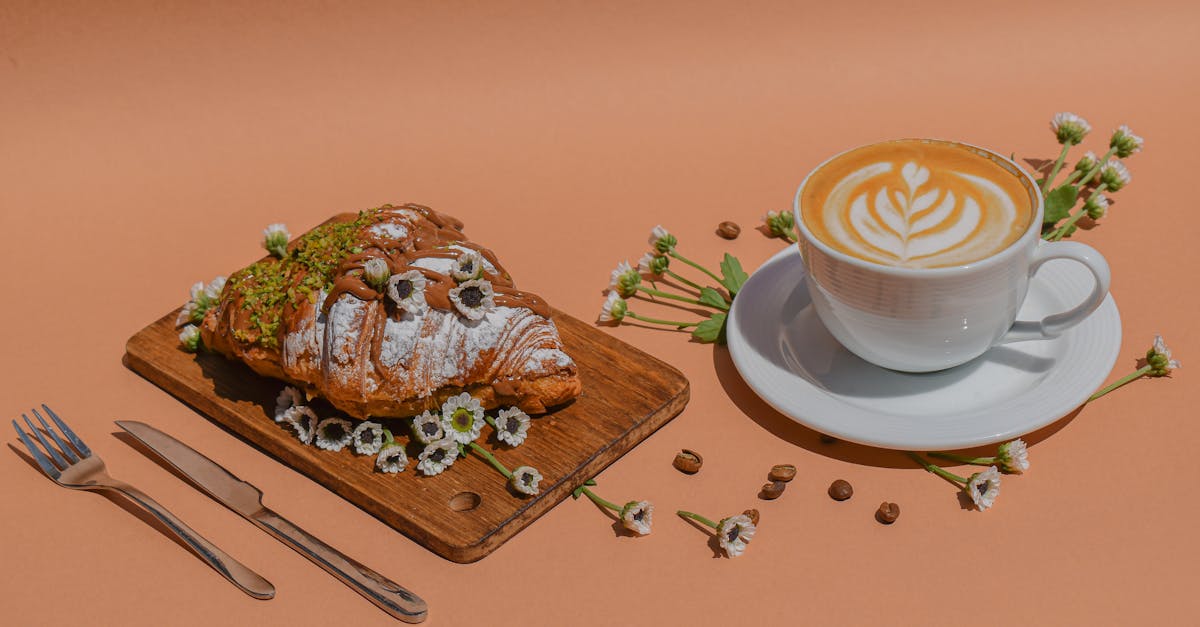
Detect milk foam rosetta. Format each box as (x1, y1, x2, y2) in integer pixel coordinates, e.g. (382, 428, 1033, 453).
(801, 140, 1034, 268)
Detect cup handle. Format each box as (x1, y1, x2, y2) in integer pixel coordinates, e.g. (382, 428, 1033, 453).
(998, 241, 1110, 343)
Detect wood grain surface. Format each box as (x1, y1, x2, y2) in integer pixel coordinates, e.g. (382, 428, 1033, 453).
(124, 307, 689, 563)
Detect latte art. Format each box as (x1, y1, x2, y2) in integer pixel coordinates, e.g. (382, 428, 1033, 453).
(801, 140, 1034, 269)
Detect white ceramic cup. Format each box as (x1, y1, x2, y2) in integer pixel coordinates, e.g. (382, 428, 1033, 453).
(793, 139, 1111, 373)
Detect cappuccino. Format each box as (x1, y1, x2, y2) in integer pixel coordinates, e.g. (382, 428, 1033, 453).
(799, 139, 1034, 269)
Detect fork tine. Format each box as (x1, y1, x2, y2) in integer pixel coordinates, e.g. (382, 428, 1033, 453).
(32, 409, 78, 463)
(41, 404, 91, 458)
(22, 414, 69, 468)
(13, 420, 61, 479)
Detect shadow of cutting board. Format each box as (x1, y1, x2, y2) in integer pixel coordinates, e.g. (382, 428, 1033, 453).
(125, 305, 688, 563)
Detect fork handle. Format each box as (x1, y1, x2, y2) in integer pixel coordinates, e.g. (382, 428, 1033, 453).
(106, 482, 275, 600)
(251, 508, 428, 623)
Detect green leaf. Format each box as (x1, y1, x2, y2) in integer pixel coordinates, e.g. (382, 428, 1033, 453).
(1042, 184, 1078, 225)
(698, 286, 729, 310)
(718, 253, 749, 296)
(691, 312, 727, 344)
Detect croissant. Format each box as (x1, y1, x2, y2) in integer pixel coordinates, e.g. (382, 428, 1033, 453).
(199, 204, 582, 419)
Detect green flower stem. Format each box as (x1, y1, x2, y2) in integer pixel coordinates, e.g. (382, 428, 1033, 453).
(781, 230, 798, 244)
(382, 428, 396, 446)
(1089, 365, 1153, 402)
(483, 415, 498, 429)
(906, 451, 968, 486)
(578, 487, 622, 513)
(626, 311, 700, 328)
(468, 442, 513, 479)
(1072, 147, 1118, 191)
(1041, 143, 1074, 194)
(677, 510, 720, 529)
(636, 285, 726, 310)
(1049, 183, 1109, 241)
(665, 269, 705, 292)
(929, 451, 995, 466)
(668, 250, 723, 285)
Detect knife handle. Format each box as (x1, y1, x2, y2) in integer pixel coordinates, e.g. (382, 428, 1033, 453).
(253, 509, 428, 623)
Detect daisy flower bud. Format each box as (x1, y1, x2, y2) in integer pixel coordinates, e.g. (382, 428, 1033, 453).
(448, 279, 495, 320)
(965, 466, 1001, 511)
(494, 407, 531, 447)
(274, 386, 304, 423)
(178, 324, 201, 352)
(717, 514, 756, 557)
(204, 276, 226, 301)
(510, 465, 543, 495)
(411, 410, 445, 445)
(637, 252, 669, 277)
(263, 223, 291, 258)
(648, 225, 677, 254)
(1109, 125, 1144, 158)
(1050, 112, 1091, 145)
(362, 258, 391, 291)
(1099, 159, 1131, 191)
(1085, 194, 1110, 220)
(1147, 334, 1180, 376)
(609, 261, 641, 298)
(1073, 151, 1099, 175)
(764, 210, 796, 239)
(314, 417, 354, 452)
(376, 442, 409, 474)
(351, 421, 385, 455)
(416, 438, 459, 476)
(996, 439, 1029, 474)
(441, 393, 485, 444)
(597, 292, 627, 324)
(620, 501, 654, 536)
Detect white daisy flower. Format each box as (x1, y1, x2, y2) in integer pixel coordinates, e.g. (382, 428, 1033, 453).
(286, 406, 319, 445)
(1100, 159, 1131, 191)
(620, 501, 654, 536)
(1110, 125, 1144, 158)
(966, 466, 1002, 511)
(314, 417, 354, 452)
(416, 438, 459, 476)
(717, 514, 757, 557)
(648, 225, 676, 253)
(176, 301, 199, 327)
(203, 276, 226, 301)
(178, 324, 201, 352)
(263, 223, 290, 258)
(178, 276, 226, 326)
(510, 466, 543, 496)
(362, 258, 390, 290)
(352, 421, 385, 455)
(1149, 334, 1181, 376)
(386, 270, 428, 315)
(494, 407, 531, 447)
(996, 439, 1030, 474)
(376, 442, 408, 474)
(411, 410, 445, 445)
(597, 292, 627, 324)
(274, 386, 304, 423)
(637, 252, 659, 276)
(448, 279, 495, 321)
(451, 249, 485, 282)
(441, 393, 485, 444)
(1050, 112, 1091, 144)
(188, 280, 206, 303)
(609, 261, 640, 298)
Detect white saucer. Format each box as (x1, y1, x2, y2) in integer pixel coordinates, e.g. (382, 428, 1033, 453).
(726, 247, 1122, 450)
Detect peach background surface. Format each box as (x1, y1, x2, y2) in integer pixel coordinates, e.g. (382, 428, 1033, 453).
(2, 1, 1198, 625)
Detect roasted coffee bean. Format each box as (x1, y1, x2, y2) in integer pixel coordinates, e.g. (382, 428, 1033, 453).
(742, 508, 760, 525)
(876, 502, 900, 524)
(759, 481, 786, 500)
(768, 464, 796, 483)
(716, 221, 741, 239)
(673, 449, 703, 474)
(828, 479, 853, 501)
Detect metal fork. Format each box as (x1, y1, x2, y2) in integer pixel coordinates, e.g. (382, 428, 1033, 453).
(12, 405, 275, 599)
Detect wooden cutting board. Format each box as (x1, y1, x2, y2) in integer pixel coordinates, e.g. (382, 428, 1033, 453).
(124, 305, 689, 563)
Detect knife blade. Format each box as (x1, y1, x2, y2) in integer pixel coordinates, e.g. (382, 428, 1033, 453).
(116, 420, 428, 623)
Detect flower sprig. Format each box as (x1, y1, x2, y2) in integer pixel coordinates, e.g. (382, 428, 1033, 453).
(1038, 113, 1142, 241)
(1089, 334, 1180, 401)
(907, 451, 1003, 511)
(598, 226, 748, 344)
(176, 275, 227, 351)
(572, 479, 654, 536)
(677, 509, 757, 557)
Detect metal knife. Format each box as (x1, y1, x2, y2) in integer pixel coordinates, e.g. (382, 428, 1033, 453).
(116, 420, 428, 623)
